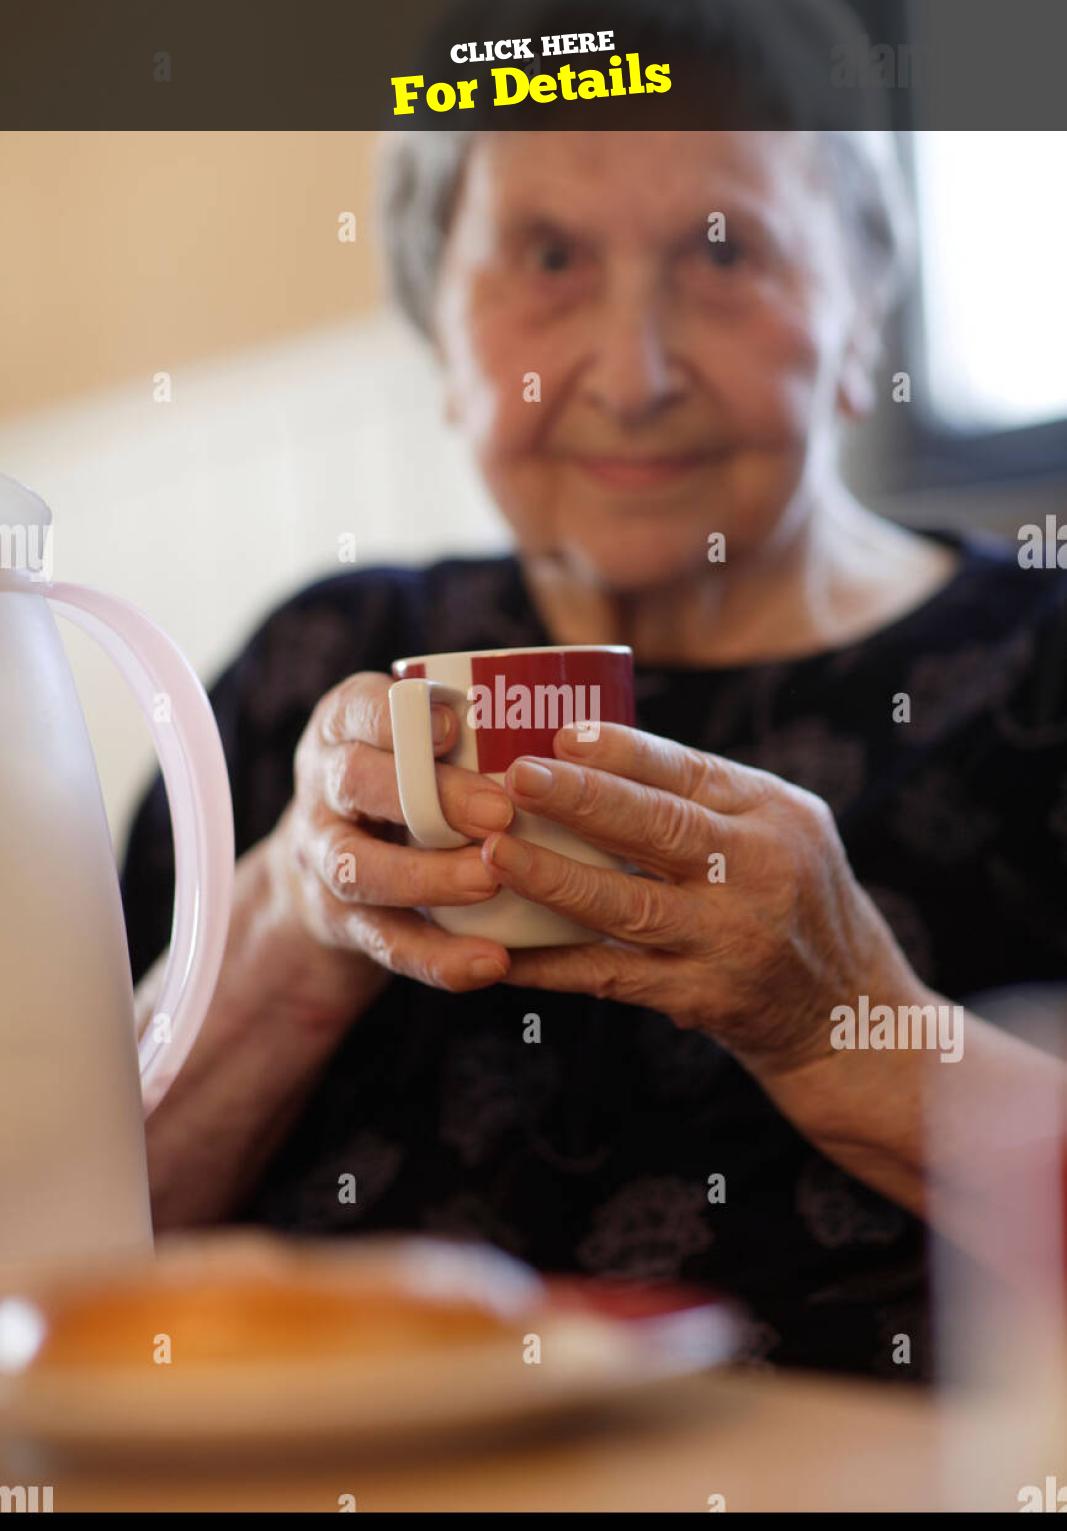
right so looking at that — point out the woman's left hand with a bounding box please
[482,722,921,1081]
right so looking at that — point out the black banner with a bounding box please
[2,0,1066,129]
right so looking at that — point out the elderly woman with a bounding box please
[121,55,1067,1379]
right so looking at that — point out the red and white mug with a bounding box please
[389,644,635,947]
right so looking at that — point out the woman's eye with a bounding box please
[533,239,573,273]
[704,237,745,269]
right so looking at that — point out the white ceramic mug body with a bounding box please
[390,646,635,948]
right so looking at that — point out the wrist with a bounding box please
[233,828,389,1045]
[748,969,939,1165]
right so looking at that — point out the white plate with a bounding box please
[0,1306,739,1460]
[0,1234,741,1461]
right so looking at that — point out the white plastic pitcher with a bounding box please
[0,474,234,1272]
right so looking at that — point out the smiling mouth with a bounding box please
[568,454,720,491]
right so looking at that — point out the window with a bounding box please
[913,132,1067,434]
[895,130,1067,486]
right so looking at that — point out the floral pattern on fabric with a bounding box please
[120,535,1067,1385]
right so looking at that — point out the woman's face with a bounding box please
[433,130,877,592]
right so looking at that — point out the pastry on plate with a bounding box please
[0,1231,547,1373]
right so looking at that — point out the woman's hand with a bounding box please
[265,671,517,1013]
[142,673,519,1229]
[481,722,920,1081]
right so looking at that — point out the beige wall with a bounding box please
[0,131,382,420]
[0,130,505,846]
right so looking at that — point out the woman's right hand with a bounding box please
[265,669,516,1012]
[142,667,517,1227]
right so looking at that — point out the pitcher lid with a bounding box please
[0,473,53,583]
[0,472,52,531]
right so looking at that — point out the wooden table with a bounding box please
[2,1363,1039,1513]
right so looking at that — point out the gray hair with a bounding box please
[377,127,916,340]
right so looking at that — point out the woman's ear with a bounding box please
[425,309,460,426]
[438,347,460,428]
[442,380,460,427]
[836,302,884,421]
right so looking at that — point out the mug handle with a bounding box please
[46,580,235,1117]
[388,678,471,849]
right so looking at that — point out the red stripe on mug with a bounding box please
[468,650,634,772]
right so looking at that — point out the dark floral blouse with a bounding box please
[120,527,1067,1385]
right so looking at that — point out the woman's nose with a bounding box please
[580,285,686,424]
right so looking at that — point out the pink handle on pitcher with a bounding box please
[46,582,235,1117]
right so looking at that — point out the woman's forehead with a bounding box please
[467,131,820,218]
[460,130,825,240]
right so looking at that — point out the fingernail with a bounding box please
[431,706,451,744]
[509,759,554,797]
[470,956,507,983]
[467,790,514,831]
[485,833,532,874]
[557,724,596,752]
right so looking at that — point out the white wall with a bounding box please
[0,311,507,850]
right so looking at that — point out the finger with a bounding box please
[318,671,458,753]
[322,743,515,839]
[502,755,725,879]
[328,903,511,992]
[502,939,680,1008]
[552,722,770,814]
[481,832,697,951]
[311,672,513,838]
[305,810,502,908]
